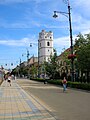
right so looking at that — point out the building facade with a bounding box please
[38,30,53,64]
[28,56,38,66]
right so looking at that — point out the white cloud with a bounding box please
[0,0,31,4]
[54,36,70,53]
[53,34,78,55]
[0,20,41,28]
[34,0,48,3]
[81,29,90,35]
[53,37,69,55]
[0,0,49,4]
[73,0,90,9]
[72,0,90,19]
[72,12,90,34]
[0,37,37,47]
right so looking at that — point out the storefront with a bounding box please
[0,70,4,83]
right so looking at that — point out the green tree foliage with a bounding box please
[61,49,71,65]
[30,66,37,78]
[76,44,90,71]
[11,67,18,76]
[44,49,60,79]
[74,33,90,82]
[74,33,87,48]
[21,67,28,76]
[75,33,90,71]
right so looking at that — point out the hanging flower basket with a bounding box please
[68,54,76,59]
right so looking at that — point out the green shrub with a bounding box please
[30,78,90,91]
[67,82,90,91]
[30,78,44,82]
[48,79,62,85]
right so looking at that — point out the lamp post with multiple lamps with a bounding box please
[22,45,32,78]
[53,0,75,81]
[27,45,33,78]
[30,43,39,78]
[19,58,21,77]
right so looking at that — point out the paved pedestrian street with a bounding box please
[0,80,57,120]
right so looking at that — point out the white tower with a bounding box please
[38,30,53,64]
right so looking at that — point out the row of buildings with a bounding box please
[14,30,72,79]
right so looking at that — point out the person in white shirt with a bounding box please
[8,74,12,86]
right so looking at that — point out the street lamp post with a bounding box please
[19,58,21,77]
[53,0,74,81]
[27,45,33,79]
[38,40,40,78]
[22,45,32,78]
[27,49,30,63]
[17,58,21,77]
[30,43,39,78]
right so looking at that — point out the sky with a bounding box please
[0,0,90,69]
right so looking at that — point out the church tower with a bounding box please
[38,30,53,64]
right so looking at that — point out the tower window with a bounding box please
[50,37,52,39]
[40,43,41,47]
[47,42,50,46]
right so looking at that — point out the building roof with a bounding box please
[57,48,71,58]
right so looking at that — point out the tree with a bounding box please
[44,49,60,79]
[74,33,90,82]
[30,66,37,78]
[11,67,18,76]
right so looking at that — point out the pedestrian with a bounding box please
[15,75,16,80]
[62,77,67,92]
[4,74,8,80]
[7,74,12,86]
[44,79,47,84]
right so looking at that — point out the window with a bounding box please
[40,43,41,47]
[47,42,50,46]
[50,37,52,39]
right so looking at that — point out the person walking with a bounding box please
[62,77,67,92]
[7,74,12,86]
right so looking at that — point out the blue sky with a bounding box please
[0,0,90,69]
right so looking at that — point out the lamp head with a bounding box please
[53,11,58,18]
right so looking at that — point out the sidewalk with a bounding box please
[0,80,57,120]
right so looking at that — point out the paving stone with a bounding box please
[0,80,56,120]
